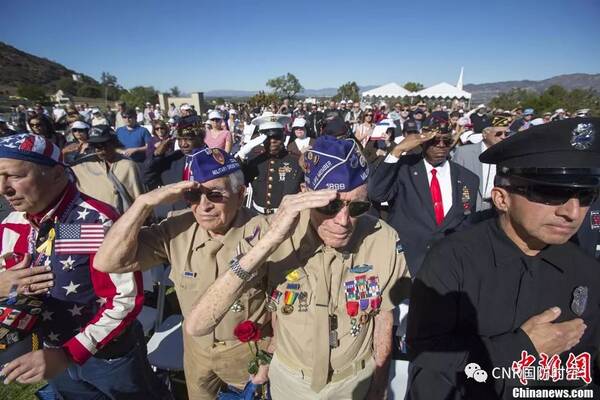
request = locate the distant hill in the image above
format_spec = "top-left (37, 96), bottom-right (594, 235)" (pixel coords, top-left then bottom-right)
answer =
top-left (0, 41), bottom-right (98, 94)
top-left (465, 73), bottom-right (600, 104)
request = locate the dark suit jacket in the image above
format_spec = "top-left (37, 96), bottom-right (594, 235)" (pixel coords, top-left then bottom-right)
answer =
top-left (143, 150), bottom-right (189, 219)
top-left (368, 154), bottom-right (479, 275)
top-left (573, 199), bottom-right (600, 260)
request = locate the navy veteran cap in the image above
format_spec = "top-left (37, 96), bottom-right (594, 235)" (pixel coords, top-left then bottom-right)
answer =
top-left (491, 112), bottom-right (512, 128)
top-left (303, 136), bottom-right (368, 192)
top-left (480, 118), bottom-right (600, 187)
top-left (187, 147), bottom-right (241, 183)
top-left (176, 115), bottom-right (204, 137)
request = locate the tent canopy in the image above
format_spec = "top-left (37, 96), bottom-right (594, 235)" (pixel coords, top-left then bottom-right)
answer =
top-left (361, 82), bottom-right (413, 98)
top-left (414, 82), bottom-right (471, 99)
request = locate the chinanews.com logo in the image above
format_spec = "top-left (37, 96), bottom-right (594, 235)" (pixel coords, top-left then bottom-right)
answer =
top-left (464, 351), bottom-right (595, 399)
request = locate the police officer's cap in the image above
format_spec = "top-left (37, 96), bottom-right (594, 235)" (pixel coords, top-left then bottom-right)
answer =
top-left (480, 118), bottom-right (600, 188)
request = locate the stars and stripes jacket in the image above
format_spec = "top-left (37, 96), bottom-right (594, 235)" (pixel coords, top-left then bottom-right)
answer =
top-left (0, 182), bottom-right (143, 364)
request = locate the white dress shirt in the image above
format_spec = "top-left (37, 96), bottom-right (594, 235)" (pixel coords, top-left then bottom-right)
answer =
top-left (423, 159), bottom-right (453, 216)
top-left (481, 142), bottom-right (496, 200)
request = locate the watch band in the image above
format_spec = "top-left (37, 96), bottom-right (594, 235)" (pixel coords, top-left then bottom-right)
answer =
top-left (229, 254), bottom-right (256, 282)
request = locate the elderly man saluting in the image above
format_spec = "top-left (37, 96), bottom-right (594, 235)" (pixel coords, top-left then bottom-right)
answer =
top-left (185, 136), bottom-right (410, 399)
top-left (94, 148), bottom-right (272, 399)
top-left (0, 134), bottom-right (165, 399)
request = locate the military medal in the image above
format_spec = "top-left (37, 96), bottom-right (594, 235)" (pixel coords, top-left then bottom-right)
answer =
top-left (591, 211), bottom-right (600, 230)
top-left (348, 264), bottom-right (373, 274)
top-left (230, 299), bottom-right (244, 313)
top-left (298, 292), bottom-right (309, 312)
top-left (350, 318), bottom-right (361, 337)
top-left (345, 280), bottom-right (361, 336)
top-left (266, 289), bottom-right (282, 312)
top-left (461, 185), bottom-right (471, 216)
top-left (571, 286), bottom-right (588, 316)
top-left (282, 291), bottom-right (298, 314)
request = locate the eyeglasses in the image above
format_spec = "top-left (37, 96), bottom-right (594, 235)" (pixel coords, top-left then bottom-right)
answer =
top-left (505, 186), bottom-right (598, 207)
top-left (365, 114), bottom-right (374, 117)
top-left (155, 127), bottom-right (167, 130)
top-left (316, 199), bottom-right (371, 217)
top-left (183, 189), bottom-right (228, 204)
top-left (494, 130), bottom-right (507, 137)
top-left (29, 123), bottom-right (42, 128)
top-left (210, 118), bottom-right (222, 122)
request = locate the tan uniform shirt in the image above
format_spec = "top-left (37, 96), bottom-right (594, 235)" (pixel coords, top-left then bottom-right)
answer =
top-left (136, 207), bottom-right (271, 348)
top-left (267, 209), bottom-right (409, 372)
top-left (72, 154), bottom-right (144, 211)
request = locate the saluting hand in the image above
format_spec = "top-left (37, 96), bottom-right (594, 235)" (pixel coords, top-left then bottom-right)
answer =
top-left (0, 254), bottom-right (54, 297)
top-left (521, 307), bottom-right (586, 356)
top-left (390, 131), bottom-right (437, 158)
top-left (139, 181), bottom-right (201, 207)
top-left (264, 190), bottom-right (337, 246)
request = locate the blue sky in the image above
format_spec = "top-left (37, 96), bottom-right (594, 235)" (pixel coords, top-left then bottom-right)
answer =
top-left (2, 0), bottom-right (599, 93)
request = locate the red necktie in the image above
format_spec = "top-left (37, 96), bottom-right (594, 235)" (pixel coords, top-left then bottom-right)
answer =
top-left (430, 169), bottom-right (444, 225)
top-left (182, 159), bottom-right (191, 181)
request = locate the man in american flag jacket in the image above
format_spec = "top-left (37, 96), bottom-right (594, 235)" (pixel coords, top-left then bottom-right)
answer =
top-left (0, 133), bottom-right (165, 399)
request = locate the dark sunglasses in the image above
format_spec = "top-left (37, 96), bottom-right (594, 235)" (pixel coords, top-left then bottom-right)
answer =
top-left (494, 131), bottom-right (507, 137)
top-left (29, 123), bottom-right (42, 128)
top-left (183, 189), bottom-right (227, 204)
top-left (316, 199), bottom-right (371, 217)
top-left (72, 128), bottom-right (88, 133)
top-left (122, 114), bottom-right (135, 119)
top-left (505, 185), bottom-right (598, 207)
top-left (430, 137), bottom-right (453, 147)
top-left (210, 118), bottom-right (222, 122)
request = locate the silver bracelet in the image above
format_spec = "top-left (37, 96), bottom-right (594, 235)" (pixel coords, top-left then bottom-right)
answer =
top-left (229, 254), bottom-right (256, 282)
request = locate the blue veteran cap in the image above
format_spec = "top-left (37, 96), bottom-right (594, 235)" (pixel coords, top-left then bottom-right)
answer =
top-left (303, 136), bottom-right (368, 192)
top-left (186, 147), bottom-right (241, 183)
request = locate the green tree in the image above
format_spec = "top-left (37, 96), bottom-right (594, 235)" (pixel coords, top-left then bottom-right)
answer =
top-left (266, 73), bottom-right (303, 100)
top-left (333, 81), bottom-right (360, 102)
top-left (77, 85), bottom-right (102, 98)
top-left (100, 72), bottom-right (118, 86)
top-left (170, 86), bottom-right (181, 96)
top-left (56, 77), bottom-right (79, 95)
top-left (248, 91), bottom-right (280, 108)
top-left (16, 84), bottom-right (48, 102)
top-left (119, 86), bottom-right (159, 109)
top-left (403, 82), bottom-right (424, 92)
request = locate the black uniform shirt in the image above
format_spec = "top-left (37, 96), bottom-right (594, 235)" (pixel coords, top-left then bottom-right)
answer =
top-left (407, 218), bottom-right (600, 399)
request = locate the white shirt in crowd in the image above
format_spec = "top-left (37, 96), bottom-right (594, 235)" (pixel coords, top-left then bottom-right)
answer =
top-left (481, 141), bottom-right (496, 200)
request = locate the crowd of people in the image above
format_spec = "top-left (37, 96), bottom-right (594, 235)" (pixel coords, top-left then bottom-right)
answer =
top-left (0, 96), bottom-right (598, 400)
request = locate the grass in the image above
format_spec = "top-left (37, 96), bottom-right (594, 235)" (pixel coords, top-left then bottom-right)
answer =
top-left (0, 382), bottom-right (44, 400)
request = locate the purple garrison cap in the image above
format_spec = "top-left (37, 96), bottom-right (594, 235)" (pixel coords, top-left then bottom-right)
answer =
top-left (187, 147), bottom-right (241, 183)
top-left (303, 136), bottom-right (368, 192)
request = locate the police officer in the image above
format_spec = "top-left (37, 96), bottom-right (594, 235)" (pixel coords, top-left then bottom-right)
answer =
top-left (95, 148), bottom-right (272, 399)
top-left (243, 113), bottom-right (304, 215)
top-left (186, 136), bottom-right (410, 400)
top-left (406, 118), bottom-right (600, 399)
top-left (0, 134), bottom-right (165, 399)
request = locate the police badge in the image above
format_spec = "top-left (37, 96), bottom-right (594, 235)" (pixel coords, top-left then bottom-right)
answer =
top-left (570, 123), bottom-right (595, 150)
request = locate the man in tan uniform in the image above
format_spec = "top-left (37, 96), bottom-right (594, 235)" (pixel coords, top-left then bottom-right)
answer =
top-left (186, 136), bottom-right (409, 399)
top-left (94, 147), bottom-right (271, 399)
top-left (71, 125), bottom-right (144, 213)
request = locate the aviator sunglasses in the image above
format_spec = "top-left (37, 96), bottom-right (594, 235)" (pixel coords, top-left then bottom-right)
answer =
top-left (316, 199), bottom-right (371, 217)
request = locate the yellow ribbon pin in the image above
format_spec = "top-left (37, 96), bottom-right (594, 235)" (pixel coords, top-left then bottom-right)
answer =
top-left (36, 228), bottom-right (55, 256)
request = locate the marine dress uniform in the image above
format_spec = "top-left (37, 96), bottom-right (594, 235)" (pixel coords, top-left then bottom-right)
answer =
top-left (244, 114), bottom-right (303, 215)
top-left (406, 118), bottom-right (600, 399)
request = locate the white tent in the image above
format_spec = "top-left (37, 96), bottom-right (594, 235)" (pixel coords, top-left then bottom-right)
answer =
top-left (414, 82), bottom-right (471, 100)
top-left (361, 82), bottom-right (413, 99)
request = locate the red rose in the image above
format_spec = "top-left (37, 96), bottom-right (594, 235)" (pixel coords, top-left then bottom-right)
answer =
top-left (234, 320), bottom-right (261, 343)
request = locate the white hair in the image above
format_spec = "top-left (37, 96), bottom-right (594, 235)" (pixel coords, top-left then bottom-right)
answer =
top-left (227, 170), bottom-right (245, 193)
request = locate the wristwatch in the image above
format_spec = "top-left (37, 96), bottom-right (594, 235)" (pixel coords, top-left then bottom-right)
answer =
top-left (229, 254), bottom-right (257, 282)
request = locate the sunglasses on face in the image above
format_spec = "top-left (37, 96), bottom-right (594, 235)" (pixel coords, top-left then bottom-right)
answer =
top-left (366, 114), bottom-right (373, 117)
top-left (30, 123), bottom-right (42, 128)
top-left (494, 130), bottom-right (507, 137)
top-left (316, 199), bottom-right (371, 217)
top-left (183, 189), bottom-right (228, 203)
top-left (430, 137), bottom-right (453, 147)
top-left (505, 185), bottom-right (598, 207)
top-left (72, 128), bottom-right (88, 133)
top-left (210, 118), bottom-right (222, 122)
